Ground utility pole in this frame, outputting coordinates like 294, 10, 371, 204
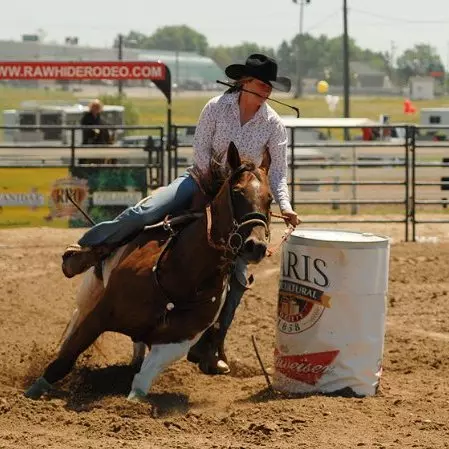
342, 0, 351, 143
342, 0, 350, 121
117, 34, 123, 97
446, 41, 449, 96
390, 40, 397, 85
293, 0, 310, 99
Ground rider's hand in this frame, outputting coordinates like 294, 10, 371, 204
281, 210, 300, 227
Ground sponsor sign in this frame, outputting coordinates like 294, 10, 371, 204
277, 250, 331, 335
274, 349, 339, 386
0, 168, 70, 228
0, 190, 45, 207
49, 177, 89, 219
69, 166, 147, 227
92, 191, 142, 206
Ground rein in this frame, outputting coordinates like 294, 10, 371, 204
266, 211, 297, 257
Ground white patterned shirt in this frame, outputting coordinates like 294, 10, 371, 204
191, 92, 293, 213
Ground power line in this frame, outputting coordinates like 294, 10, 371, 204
305, 8, 341, 33
351, 8, 449, 25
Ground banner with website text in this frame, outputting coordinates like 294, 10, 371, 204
0, 61, 166, 81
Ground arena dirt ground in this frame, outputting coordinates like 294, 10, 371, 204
0, 217, 448, 449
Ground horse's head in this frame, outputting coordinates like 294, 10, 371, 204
209, 142, 272, 264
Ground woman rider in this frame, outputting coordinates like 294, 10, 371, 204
62, 53, 300, 374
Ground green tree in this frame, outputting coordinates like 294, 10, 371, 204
117, 26, 208, 55
147, 26, 208, 55
276, 33, 388, 88
207, 43, 275, 70
397, 44, 444, 84
207, 46, 234, 70
99, 94, 139, 128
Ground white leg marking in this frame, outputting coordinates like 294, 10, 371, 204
128, 276, 230, 398
130, 340, 193, 396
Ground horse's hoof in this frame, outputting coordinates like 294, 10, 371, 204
127, 389, 147, 402
215, 360, 231, 375
199, 359, 230, 375
24, 377, 52, 400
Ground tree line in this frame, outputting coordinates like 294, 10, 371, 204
116, 26, 445, 88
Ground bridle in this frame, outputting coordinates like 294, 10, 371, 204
206, 163, 270, 256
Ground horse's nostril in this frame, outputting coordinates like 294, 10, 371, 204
244, 239, 255, 253
244, 238, 267, 260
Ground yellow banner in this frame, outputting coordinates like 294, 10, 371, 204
0, 168, 70, 228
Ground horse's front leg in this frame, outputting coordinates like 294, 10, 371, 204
130, 341, 146, 370
127, 335, 201, 401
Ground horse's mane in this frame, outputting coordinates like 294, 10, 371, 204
193, 154, 257, 198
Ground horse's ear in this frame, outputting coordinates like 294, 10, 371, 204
259, 149, 271, 174
227, 141, 242, 171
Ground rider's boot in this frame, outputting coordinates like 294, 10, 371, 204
61, 243, 112, 279
187, 274, 247, 375
187, 324, 231, 375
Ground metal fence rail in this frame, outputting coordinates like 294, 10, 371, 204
410, 125, 449, 240
1, 123, 449, 242
0, 124, 165, 188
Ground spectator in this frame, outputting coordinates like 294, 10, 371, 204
81, 99, 111, 145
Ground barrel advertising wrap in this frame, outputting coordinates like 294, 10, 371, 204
274, 228, 390, 397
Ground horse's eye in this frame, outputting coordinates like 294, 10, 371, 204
232, 187, 242, 194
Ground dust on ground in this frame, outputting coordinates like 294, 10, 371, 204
0, 220, 448, 449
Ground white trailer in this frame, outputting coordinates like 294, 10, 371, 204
2, 101, 125, 145
419, 108, 449, 140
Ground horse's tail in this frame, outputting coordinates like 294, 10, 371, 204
66, 191, 96, 226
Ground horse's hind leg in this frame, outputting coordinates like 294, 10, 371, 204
24, 308, 105, 399
128, 337, 200, 401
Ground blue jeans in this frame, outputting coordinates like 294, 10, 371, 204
78, 173, 199, 247
218, 257, 248, 339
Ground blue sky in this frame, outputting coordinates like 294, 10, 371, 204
2, 0, 449, 66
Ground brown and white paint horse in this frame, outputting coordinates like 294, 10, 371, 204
25, 142, 272, 401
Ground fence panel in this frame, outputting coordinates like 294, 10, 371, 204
2, 123, 449, 241
0, 124, 164, 227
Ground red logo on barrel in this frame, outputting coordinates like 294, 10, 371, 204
274, 349, 339, 385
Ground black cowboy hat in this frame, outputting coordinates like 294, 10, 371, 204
225, 53, 291, 93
